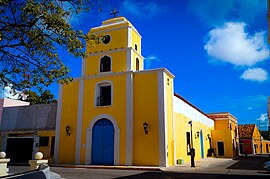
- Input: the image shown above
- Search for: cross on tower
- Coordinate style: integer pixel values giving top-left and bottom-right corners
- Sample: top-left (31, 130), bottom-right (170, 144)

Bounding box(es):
top-left (110, 8), bottom-right (119, 18)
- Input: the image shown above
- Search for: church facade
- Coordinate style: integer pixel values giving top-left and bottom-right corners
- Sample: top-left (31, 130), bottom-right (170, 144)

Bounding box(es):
top-left (54, 17), bottom-right (215, 167)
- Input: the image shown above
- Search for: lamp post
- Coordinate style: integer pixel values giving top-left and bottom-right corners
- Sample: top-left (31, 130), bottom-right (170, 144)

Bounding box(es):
top-left (188, 121), bottom-right (195, 167)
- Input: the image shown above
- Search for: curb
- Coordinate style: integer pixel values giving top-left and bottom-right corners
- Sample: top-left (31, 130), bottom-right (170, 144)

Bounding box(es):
top-left (50, 164), bottom-right (162, 171)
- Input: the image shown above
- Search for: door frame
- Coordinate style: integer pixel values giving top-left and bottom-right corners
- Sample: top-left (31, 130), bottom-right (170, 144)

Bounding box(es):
top-left (217, 141), bottom-right (225, 157)
top-left (85, 114), bottom-right (120, 165)
top-left (200, 129), bottom-right (204, 158)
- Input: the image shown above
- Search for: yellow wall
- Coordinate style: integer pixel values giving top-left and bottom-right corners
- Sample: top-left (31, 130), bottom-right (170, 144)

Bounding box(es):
top-left (37, 130), bottom-right (55, 162)
top-left (211, 115), bottom-right (239, 158)
top-left (174, 113), bottom-right (212, 164)
top-left (215, 120), bottom-right (229, 130)
top-left (85, 51), bottom-right (127, 76)
top-left (88, 28), bottom-right (128, 54)
top-left (262, 140), bottom-right (270, 154)
top-left (133, 72), bottom-right (159, 166)
top-left (252, 126), bottom-right (262, 154)
top-left (211, 130), bottom-right (234, 157)
top-left (80, 75), bottom-right (127, 164)
top-left (132, 29), bottom-right (141, 54)
top-left (58, 81), bottom-right (79, 164)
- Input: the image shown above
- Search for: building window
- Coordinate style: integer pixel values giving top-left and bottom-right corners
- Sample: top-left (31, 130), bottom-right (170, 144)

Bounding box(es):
top-left (96, 83), bottom-right (112, 106)
top-left (50, 137), bottom-right (55, 156)
top-left (135, 44), bottom-right (138, 51)
top-left (39, 137), bottom-right (49, 147)
top-left (100, 56), bottom-right (111, 72)
top-left (136, 58), bottom-right (139, 70)
top-left (229, 122), bottom-right (232, 130)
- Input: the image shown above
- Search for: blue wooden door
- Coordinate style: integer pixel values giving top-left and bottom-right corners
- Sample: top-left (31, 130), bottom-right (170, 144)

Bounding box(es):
top-left (200, 129), bottom-right (204, 158)
top-left (92, 118), bottom-right (114, 165)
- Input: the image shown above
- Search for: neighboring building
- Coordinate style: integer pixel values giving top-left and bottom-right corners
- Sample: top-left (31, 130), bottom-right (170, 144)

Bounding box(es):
top-left (207, 112), bottom-right (239, 158)
top-left (238, 124), bottom-right (262, 155)
top-left (174, 94), bottom-right (214, 163)
top-left (0, 103), bottom-right (56, 163)
top-left (262, 139), bottom-right (270, 154)
top-left (0, 98), bottom-right (29, 124)
top-left (54, 17), bottom-right (215, 167)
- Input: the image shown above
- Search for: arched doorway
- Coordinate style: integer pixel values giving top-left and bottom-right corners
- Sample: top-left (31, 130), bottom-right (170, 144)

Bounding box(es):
top-left (91, 118), bottom-right (114, 165)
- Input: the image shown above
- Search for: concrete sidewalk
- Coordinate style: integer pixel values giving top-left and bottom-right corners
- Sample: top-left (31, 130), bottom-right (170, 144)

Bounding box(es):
top-left (50, 158), bottom-right (232, 172)
top-left (9, 157), bottom-right (270, 176)
top-left (162, 158), bottom-right (234, 171)
top-left (163, 157), bottom-right (270, 176)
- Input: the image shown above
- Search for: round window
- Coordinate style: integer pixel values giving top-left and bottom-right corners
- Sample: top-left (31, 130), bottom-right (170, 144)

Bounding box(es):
top-left (102, 35), bottom-right (111, 44)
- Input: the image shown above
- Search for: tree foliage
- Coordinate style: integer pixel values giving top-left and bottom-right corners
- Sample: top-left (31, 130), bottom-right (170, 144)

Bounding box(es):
top-left (19, 89), bottom-right (57, 105)
top-left (0, 0), bottom-right (104, 93)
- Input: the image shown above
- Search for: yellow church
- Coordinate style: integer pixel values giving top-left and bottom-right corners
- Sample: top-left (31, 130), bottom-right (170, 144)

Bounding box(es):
top-left (54, 17), bottom-right (217, 167)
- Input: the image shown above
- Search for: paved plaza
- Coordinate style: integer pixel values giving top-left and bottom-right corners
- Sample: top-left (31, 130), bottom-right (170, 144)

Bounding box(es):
top-left (6, 156), bottom-right (270, 178)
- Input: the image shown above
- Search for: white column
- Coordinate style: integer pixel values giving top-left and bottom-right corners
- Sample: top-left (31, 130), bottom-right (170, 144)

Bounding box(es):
top-left (75, 79), bottom-right (85, 164)
top-left (125, 72), bottom-right (133, 165)
top-left (54, 84), bottom-right (63, 164)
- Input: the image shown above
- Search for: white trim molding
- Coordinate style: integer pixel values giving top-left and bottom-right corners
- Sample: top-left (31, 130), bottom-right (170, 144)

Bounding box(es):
top-left (125, 73), bottom-right (133, 165)
top-left (171, 78), bottom-right (176, 165)
top-left (158, 71), bottom-right (167, 167)
top-left (85, 114), bottom-right (120, 165)
top-left (126, 48), bottom-right (132, 71)
top-left (54, 84), bottom-right (63, 164)
top-left (82, 57), bottom-right (86, 77)
top-left (128, 27), bottom-right (132, 47)
top-left (75, 79), bottom-right (85, 164)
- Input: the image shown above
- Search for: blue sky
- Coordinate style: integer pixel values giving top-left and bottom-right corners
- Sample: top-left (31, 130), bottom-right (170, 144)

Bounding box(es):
top-left (3, 0), bottom-right (269, 130)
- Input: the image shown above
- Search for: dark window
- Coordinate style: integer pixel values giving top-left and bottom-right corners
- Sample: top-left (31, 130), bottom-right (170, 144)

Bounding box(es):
top-left (229, 122), bottom-right (232, 130)
top-left (186, 132), bottom-right (191, 155)
top-left (97, 85), bottom-right (111, 106)
top-left (39, 137), bottom-right (49, 146)
top-left (100, 56), bottom-right (111, 72)
top-left (135, 44), bottom-right (138, 51)
top-left (50, 137), bottom-right (55, 156)
top-left (102, 35), bottom-right (111, 44)
top-left (136, 58), bottom-right (139, 70)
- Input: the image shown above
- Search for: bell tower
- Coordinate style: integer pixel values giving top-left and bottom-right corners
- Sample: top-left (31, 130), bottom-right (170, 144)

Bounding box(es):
top-left (83, 17), bottom-right (144, 77)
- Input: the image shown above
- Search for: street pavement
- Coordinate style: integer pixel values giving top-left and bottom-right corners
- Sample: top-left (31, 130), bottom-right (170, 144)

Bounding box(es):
top-left (8, 155), bottom-right (270, 179)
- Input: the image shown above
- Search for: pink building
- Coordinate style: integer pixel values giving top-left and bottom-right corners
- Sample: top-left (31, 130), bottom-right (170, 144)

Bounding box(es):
top-left (0, 98), bottom-right (29, 124)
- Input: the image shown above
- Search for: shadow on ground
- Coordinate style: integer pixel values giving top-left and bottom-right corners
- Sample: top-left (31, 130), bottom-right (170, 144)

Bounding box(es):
top-left (116, 171), bottom-right (269, 179)
top-left (227, 155), bottom-right (270, 170)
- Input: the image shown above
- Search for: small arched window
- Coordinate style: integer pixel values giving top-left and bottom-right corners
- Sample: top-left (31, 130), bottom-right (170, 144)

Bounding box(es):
top-left (136, 58), bottom-right (139, 71)
top-left (135, 44), bottom-right (138, 51)
top-left (100, 56), bottom-right (111, 72)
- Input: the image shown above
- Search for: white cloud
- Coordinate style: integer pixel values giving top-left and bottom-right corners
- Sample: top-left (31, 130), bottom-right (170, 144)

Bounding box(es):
top-left (240, 68), bottom-right (268, 82)
top-left (120, 0), bottom-right (168, 19)
top-left (204, 22), bottom-right (269, 66)
top-left (145, 55), bottom-right (161, 68)
top-left (0, 85), bottom-right (24, 100)
top-left (256, 113), bottom-right (268, 122)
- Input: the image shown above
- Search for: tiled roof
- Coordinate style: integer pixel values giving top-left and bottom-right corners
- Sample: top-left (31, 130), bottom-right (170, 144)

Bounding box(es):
top-left (238, 124), bottom-right (255, 139)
